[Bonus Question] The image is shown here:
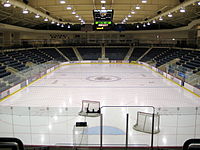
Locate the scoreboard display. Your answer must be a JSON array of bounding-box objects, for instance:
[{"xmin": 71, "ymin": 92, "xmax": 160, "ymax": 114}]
[{"xmin": 93, "ymin": 9, "xmax": 114, "ymax": 30}]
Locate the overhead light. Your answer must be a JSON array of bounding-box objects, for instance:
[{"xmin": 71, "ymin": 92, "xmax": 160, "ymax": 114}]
[
  {"xmin": 101, "ymin": 4, "xmax": 106, "ymax": 9},
  {"xmin": 159, "ymin": 17, "xmax": 163, "ymax": 21},
  {"xmin": 198, "ymin": 2, "xmax": 200, "ymax": 5},
  {"xmin": 131, "ymin": 10, "xmax": 135, "ymax": 14},
  {"xmin": 136, "ymin": 25, "xmax": 139, "ymax": 28},
  {"xmin": 44, "ymin": 18, "xmax": 48, "ymax": 21},
  {"xmin": 35, "ymin": 14, "xmax": 40, "ymax": 18},
  {"xmin": 168, "ymin": 13, "xmax": 173, "ymax": 17},
  {"xmin": 75, "ymin": 15, "xmax": 79, "ymax": 18},
  {"xmin": 136, "ymin": 5, "xmax": 141, "ymax": 10},
  {"xmin": 78, "ymin": 18, "xmax": 81, "ymax": 20},
  {"xmin": 61, "ymin": 24, "xmax": 64, "ymax": 27},
  {"xmin": 57, "ymin": 23, "xmax": 60, "ymax": 26},
  {"xmin": 152, "ymin": 20, "xmax": 156, "ymax": 23},
  {"xmin": 128, "ymin": 14, "xmax": 132, "ymax": 17},
  {"xmin": 67, "ymin": 25, "xmax": 71, "ymax": 28},
  {"xmin": 3, "ymin": 1, "xmax": 11, "ymax": 7},
  {"xmin": 72, "ymin": 11, "xmax": 76, "ymax": 14},
  {"xmin": 125, "ymin": 17, "xmax": 128, "ymax": 20},
  {"xmin": 22, "ymin": 9, "xmax": 29, "ymax": 14},
  {"xmin": 51, "ymin": 21, "xmax": 55, "ymax": 24},
  {"xmin": 180, "ymin": 7, "xmax": 186, "ymax": 13},
  {"xmin": 143, "ymin": 24, "xmax": 146, "ymax": 27},
  {"xmin": 59, "ymin": 0, "xmax": 66, "ymax": 4},
  {"xmin": 141, "ymin": 0, "xmax": 147, "ymax": 3},
  {"xmin": 172, "ymin": 38, "xmax": 175, "ymax": 41},
  {"xmin": 101, "ymin": 0, "xmax": 106, "ymax": 3},
  {"xmin": 147, "ymin": 22, "xmax": 150, "ymax": 25},
  {"xmin": 66, "ymin": 6, "xmax": 72, "ymax": 10}
]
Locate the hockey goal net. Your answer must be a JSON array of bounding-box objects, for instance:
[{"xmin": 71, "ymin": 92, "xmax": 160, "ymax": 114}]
[
  {"xmin": 133, "ymin": 111, "xmax": 160, "ymax": 134},
  {"xmin": 79, "ymin": 100, "xmax": 101, "ymax": 117}
]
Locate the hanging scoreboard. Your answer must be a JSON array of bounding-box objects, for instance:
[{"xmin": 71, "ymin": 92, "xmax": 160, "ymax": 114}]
[{"xmin": 93, "ymin": 9, "xmax": 114, "ymax": 30}]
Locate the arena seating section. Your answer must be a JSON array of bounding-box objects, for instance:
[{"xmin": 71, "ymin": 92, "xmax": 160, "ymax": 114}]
[
  {"xmin": 105, "ymin": 48, "xmax": 129, "ymax": 60},
  {"xmin": 129, "ymin": 47, "xmax": 149, "ymax": 61},
  {"xmin": 146, "ymin": 48, "xmax": 200, "ymax": 73},
  {"xmin": 176, "ymin": 50, "xmax": 200, "ymax": 73},
  {"xmin": 39, "ymin": 48, "xmax": 66, "ymax": 62},
  {"xmin": 77, "ymin": 48, "xmax": 101, "ymax": 60},
  {"xmin": 0, "ymin": 47, "xmax": 200, "ymax": 93},
  {"xmin": 58, "ymin": 48, "xmax": 78, "ymax": 61},
  {"xmin": 0, "ymin": 49, "xmax": 55, "ymax": 92}
]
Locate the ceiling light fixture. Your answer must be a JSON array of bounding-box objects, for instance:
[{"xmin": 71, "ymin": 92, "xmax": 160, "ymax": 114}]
[
  {"xmin": 136, "ymin": 5, "xmax": 141, "ymax": 10},
  {"xmin": 35, "ymin": 14, "xmax": 40, "ymax": 18},
  {"xmin": 44, "ymin": 18, "xmax": 48, "ymax": 21},
  {"xmin": 128, "ymin": 14, "xmax": 132, "ymax": 17},
  {"xmin": 101, "ymin": 4, "xmax": 106, "ymax": 9},
  {"xmin": 198, "ymin": 2, "xmax": 200, "ymax": 5},
  {"xmin": 141, "ymin": 0, "xmax": 147, "ymax": 3},
  {"xmin": 147, "ymin": 22, "xmax": 150, "ymax": 25},
  {"xmin": 51, "ymin": 21, "xmax": 55, "ymax": 24},
  {"xmin": 131, "ymin": 10, "xmax": 135, "ymax": 14},
  {"xmin": 75, "ymin": 15, "xmax": 79, "ymax": 18},
  {"xmin": 168, "ymin": 13, "xmax": 173, "ymax": 17},
  {"xmin": 137, "ymin": 25, "xmax": 139, "ymax": 28},
  {"xmin": 78, "ymin": 18, "xmax": 81, "ymax": 20},
  {"xmin": 180, "ymin": 7, "xmax": 186, "ymax": 13},
  {"xmin": 159, "ymin": 17, "xmax": 163, "ymax": 21},
  {"xmin": 22, "ymin": 9, "xmax": 29, "ymax": 14},
  {"xmin": 101, "ymin": 0, "xmax": 106, "ymax": 3},
  {"xmin": 57, "ymin": 23, "xmax": 60, "ymax": 26},
  {"xmin": 67, "ymin": 25, "xmax": 71, "ymax": 28},
  {"xmin": 61, "ymin": 24, "xmax": 64, "ymax": 27},
  {"xmin": 72, "ymin": 11, "xmax": 76, "ymax": 14},
  {"xmin": 143, "ymin": 24, "xmax": 146, "ymax": 27},
  {"xmin": 59, "ymin": 0, "xmax": 66, "ymax": 4},
  {"xmin": 152, "ymin": 20, "xmax": 156, "ymax": 23},
  {"xmin": 66, "ymin": 6, "xmax": 72, "ymax": 10},
  {"xmin": 3, "ymin": 1, "xmax": 11, "ymax": 7}
]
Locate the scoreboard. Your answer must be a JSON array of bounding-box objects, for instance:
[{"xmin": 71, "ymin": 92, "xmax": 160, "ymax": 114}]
[{"xmin": 93, "ymin": 9, "xmax": 114, "ymax": 30}]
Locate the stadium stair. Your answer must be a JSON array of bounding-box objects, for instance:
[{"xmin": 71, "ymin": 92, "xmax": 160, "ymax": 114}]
[
  {"xmin": 72, "ymin": 47, "xmax": 83, "ymax": 61},
  {"xmin": 124, "ymin": 46, "xmax": 134, "ymax": 61}
]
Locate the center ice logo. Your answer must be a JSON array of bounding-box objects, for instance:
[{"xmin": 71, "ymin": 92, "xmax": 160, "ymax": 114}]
[{"xmin": 86, "ymin": 75, "xmax": 121, "ymax": 82}]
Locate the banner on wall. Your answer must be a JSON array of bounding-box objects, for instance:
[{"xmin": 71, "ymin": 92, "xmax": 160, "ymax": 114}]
[{"xmin": 178, "ymin": 72, "xmax": 185, "ymax": 78}]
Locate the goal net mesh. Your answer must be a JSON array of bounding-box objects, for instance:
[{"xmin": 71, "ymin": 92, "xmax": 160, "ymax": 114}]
[{"xmin": 133, "ymin": 111, "xmax": 160, "ymax": 134}]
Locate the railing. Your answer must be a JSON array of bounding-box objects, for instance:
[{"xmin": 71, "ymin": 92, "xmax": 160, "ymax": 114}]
[
  {"xmin": 167, "ymin": 64, "xmax": 200, "ymax": 89},
  {"xmin": 0, "ymin": 61, "xmax": 59, "ymax": 99},
  {"xmin": 0, "ymin": 38, "xmax": 198, "ymax": 49},
  {"xmin": 0, "ymin": 106, "xmax": 199, "ymax": 148}
]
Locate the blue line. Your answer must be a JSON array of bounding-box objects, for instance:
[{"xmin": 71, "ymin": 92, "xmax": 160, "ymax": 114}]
[
  {"xmin": 30, "ymin": 85, "xmax": 178, "ymax": 89},
  {"xmin": 54, "ymin": 72, "xmax": 152, "ymax": 74},
  {"xmin": 42, "ymin": 78, "xmax": 163, "ymax": 80}
]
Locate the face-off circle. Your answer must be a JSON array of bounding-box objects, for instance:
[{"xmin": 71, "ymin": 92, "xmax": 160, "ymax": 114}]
[{"xmin": 86, "ymin": 75, "xmax": 121, "ymax": 82}]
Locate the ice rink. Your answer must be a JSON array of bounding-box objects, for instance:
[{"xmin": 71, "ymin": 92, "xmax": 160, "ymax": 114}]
[
  {"xmin": 0, "ymin": 64, "xmax": 199, "ymax": 107},
  {"xmin": 0, "ymin": 64, "xmax": 199, "ymax": 147}
]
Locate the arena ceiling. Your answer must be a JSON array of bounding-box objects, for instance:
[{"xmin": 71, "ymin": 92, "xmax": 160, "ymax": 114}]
[{"xmin": 0, "ymin": 0, "xmax": 200, "ymax": 30}]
